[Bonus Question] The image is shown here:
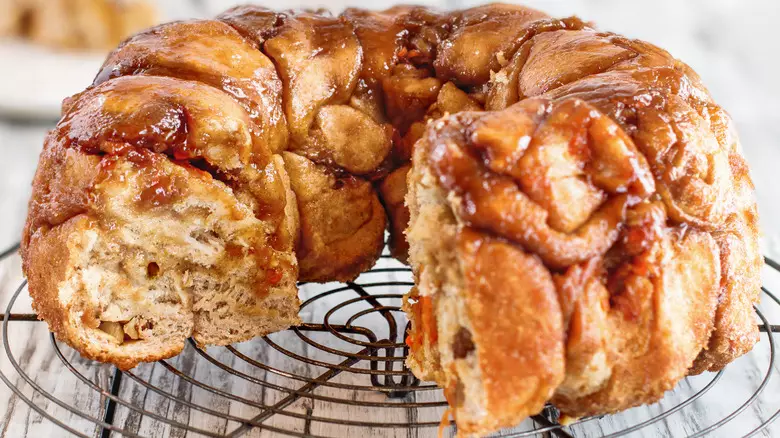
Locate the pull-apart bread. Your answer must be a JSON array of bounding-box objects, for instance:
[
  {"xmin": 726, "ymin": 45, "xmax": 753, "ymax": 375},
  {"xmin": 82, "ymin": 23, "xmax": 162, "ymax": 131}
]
[
  {"xmin": 404, "ymin": 9, "xmax": 761, "ymax": 436},
  {"xmin": 21, "ymin": 3, "xmax": 760, "ymax": 435}
]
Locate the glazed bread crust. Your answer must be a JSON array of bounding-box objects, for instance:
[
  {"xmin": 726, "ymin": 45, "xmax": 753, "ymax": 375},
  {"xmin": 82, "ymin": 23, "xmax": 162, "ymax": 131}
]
[
  {"xmin": 21, "ymin": 2, "xmax": 761, "ymax": 433},
  {"xmin": 406, "ymin": 27, "xmax": 760, "ymax": 435}
]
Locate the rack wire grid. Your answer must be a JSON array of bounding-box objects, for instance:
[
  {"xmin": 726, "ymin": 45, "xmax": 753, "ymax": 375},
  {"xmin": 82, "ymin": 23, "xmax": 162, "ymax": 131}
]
[{"xmin": 0, "ymin": 241, "xmax": 779, "ymax": 438}]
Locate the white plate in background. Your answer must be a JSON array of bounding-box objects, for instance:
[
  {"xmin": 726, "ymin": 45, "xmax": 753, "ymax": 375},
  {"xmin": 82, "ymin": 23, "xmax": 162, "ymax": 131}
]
[{"xmin": 0, "ymin": 40, "xmax": 107, "ymax": 121}]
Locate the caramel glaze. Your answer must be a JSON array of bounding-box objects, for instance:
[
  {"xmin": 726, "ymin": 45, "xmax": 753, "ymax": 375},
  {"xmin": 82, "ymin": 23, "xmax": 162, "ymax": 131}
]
[
  {"xmin": 58, "ymin": 75, "xmax": 287, "ymax": 222},
  {"xmin": 25, "ymin": 5, "xmax": 762, "ymax": 414},
  {"xmin": 428, "ymin": 98, "xmax": 657, "ymax": 270},
  {"xmin": 34, "ymin": 4, "xmax": 594, "ymax": 282}
]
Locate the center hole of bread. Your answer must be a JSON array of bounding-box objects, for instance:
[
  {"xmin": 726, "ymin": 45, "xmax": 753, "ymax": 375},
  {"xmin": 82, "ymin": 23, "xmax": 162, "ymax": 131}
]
[{"xmin": 146, "ymin": 262, "xmax": 160, "ymax": 278}]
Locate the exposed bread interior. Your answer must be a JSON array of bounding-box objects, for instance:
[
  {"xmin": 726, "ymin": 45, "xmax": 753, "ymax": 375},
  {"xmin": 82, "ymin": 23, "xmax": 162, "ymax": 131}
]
[{"xmin": 24, "ymin": 135, "xmax": 299, "ymax": 370}]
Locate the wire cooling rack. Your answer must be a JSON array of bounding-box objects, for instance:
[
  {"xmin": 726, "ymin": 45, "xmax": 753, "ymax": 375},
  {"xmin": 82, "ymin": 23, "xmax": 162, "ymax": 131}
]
[{"xmin": 0, "ymin": 242, "xmax": 779, "ymax": 438}]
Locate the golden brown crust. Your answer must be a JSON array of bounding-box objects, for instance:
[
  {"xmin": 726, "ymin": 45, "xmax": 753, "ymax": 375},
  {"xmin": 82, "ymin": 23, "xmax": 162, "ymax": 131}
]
[
  {"xmin": 95, "ymin": 19, "xmax": 288, "ymax": 155},
  {"xmin": 434, "ymin": 4, "xmax": 548, "ymax": 85},
  {"xmin": 690, "ymin": 205, "xmax": 762, "ymax": 373},
  {"xmin": 281, "ymin": 152, "xmax": 385, "ymax": 282},
  {"xmin": 22, "ymin": 134, "xmax": 100, "ymax": 259},
  {"xmin": 551, "ymin": 229, "xmax": 720, "ymax": 417},
  {"xmin": 455, "ymin": 229, "xmax": 565, "ymax": 435},
  {"xmin": 25, "ymin": 216, "xmax": 84, "ymax": 359}
]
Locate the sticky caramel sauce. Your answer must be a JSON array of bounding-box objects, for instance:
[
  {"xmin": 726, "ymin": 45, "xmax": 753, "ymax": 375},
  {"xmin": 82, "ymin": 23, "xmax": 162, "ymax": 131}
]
[{"xmin": 136, "ymin": 174, "xmax": 183, "ymax": 208}]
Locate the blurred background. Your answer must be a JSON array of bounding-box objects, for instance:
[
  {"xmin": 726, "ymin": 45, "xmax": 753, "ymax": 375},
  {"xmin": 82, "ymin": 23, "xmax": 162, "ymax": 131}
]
[{"xmin": 0, "ymin": 0, "xmax": 778, "ymax": 258}]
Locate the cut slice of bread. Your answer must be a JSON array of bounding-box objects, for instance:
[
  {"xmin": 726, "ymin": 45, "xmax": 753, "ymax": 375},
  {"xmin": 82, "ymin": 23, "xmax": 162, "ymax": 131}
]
[{"xmin": 23, "ymin": 139, "xmax": 300, "ymax": 370}]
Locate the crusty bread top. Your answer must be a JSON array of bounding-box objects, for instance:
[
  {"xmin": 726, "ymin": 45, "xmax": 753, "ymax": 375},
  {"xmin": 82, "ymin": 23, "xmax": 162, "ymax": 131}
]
[{"xmin": 22, "ymin": 3, "xmax": 599, "ymax": 284}]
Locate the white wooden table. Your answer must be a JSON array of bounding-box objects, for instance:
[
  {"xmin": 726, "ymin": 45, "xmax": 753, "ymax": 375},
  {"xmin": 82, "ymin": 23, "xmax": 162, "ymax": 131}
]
[{"xmin": 0, "ymin": 1, "xmax": 779, "ymax": 437}]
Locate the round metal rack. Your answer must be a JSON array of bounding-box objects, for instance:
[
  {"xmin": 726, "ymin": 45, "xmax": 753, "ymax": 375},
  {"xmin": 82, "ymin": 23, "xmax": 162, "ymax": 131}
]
[{"xmin": 0, "ymin": 242, "xmax": 778, "ymax": 437}]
